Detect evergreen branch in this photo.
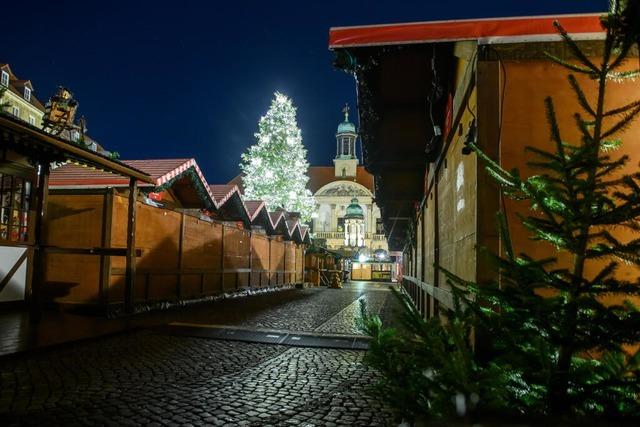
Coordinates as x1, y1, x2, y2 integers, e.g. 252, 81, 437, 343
606, 69, 640, 80
573, 113, 595, 144
601, 104, 640, 138
598, 139, 622, 152
544, 53, 599, 76
544, 98, 566, 156
497, 211, 515, 261
568, 75, 596, 117
594, 156, 628, 178
590, 261, 618, 285
603, 99, 640, 117
552, 21, 601, 73
607, 39, 635, 71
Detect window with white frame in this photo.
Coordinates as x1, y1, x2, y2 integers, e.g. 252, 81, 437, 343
28, 115, 36, 126
11, 106, 19, 117
0, 71, 8, 87
23, 87, 31, 102
71, 130, 80, 141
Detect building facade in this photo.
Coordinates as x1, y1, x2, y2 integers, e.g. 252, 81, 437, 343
0, 64, 45, 128
309, 107, 388, 258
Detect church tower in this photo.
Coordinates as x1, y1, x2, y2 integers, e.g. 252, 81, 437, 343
333, 104, 359, 178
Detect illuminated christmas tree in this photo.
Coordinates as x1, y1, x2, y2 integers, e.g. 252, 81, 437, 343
240, 92, 315, 221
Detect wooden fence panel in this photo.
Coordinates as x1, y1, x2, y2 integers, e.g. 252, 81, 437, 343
44, 194, 105, 304
222, 226, 250, 291
270, 239, 284, 285
251, 234, 270, 288
44, 192, 307, 310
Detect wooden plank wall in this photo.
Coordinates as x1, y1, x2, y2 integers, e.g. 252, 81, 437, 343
43, 193, 306, 309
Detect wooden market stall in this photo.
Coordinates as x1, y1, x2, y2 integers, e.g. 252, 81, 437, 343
0, 114, 153, 318
43, 171, 308, 314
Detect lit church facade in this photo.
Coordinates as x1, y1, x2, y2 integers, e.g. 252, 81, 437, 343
308, 107, 388, 258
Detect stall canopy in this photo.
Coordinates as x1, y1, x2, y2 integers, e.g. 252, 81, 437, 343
49, 158, 216, 210
209, 184, 251, 227
328, 13, 605, 250
0, 115, 153, 182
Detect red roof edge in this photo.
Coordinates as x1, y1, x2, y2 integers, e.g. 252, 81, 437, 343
329, 13, 605, 49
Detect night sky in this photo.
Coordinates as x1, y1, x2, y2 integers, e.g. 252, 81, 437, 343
3, 0, 607, 183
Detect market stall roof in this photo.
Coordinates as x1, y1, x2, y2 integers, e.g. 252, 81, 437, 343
243, 200, 277, 234
286, 219, 303, 243
209, 184, 251, 226
243, 200, 266, 221
49, 158, 216, 210
268, 211, 289, 236
329, 13, 604, 48
0, 115, 153, 183
300, 225, 311, 245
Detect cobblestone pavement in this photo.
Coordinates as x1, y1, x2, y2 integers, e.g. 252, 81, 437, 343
0, 282, 402, 426
146, 281, 398, 334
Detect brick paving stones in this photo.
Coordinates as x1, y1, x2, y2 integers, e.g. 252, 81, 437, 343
0, 282, 401, 426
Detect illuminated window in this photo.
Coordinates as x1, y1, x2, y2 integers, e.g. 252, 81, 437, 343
24, 87, 31, 102
28, 115, 36, 126
0, 71, 8, 87
11, 105, 19, 117
0, 173, 32, 243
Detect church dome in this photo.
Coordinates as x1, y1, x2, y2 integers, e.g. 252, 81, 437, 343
344, 198, 364, 219
336, 104, 357, 134
337, 120, 356, 134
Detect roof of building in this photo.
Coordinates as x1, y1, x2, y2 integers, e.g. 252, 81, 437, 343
49, 158, 214, 208
307, 166, 374, 194
329, 13, 605, 48
0, 115, 152, 184
345, 198, 364, 219
243, 200, 265, 220
0, 64, 46, 111
209, 184, 241, 206
51, 158, 193, 186
337, 120, 356, 134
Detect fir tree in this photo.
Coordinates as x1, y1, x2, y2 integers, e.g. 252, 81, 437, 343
453, 0, 640, 417
240, 92, 315, 221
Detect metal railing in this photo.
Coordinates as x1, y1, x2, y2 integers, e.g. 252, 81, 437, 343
401, 275, 473, 317
315, 232, 344, 239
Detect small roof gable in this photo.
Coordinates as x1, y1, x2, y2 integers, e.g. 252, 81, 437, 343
209, 184, 251, 226
244, 200, 266, 221
209, 184, 241, 206
227, 173, 245, 193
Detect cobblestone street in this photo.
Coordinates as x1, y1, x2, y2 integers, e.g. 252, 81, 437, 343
0, 282, 401, 426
